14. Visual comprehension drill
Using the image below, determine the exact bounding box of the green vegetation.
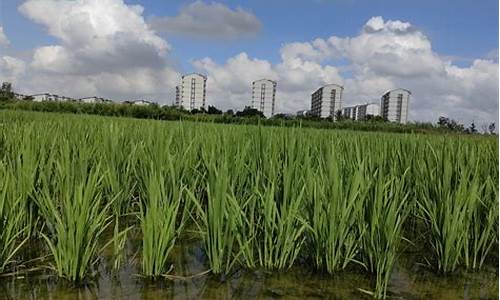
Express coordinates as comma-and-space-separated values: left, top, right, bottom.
0, 110, 497, 298
1, 92, 493, 135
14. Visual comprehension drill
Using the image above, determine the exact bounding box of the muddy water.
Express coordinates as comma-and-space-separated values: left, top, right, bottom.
0, 238, 497, 300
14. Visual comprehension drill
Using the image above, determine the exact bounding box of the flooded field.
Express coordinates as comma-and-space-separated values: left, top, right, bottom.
0, 236, 497, 299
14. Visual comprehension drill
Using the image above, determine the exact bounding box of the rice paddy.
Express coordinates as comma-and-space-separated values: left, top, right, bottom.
0, 110, 497, 299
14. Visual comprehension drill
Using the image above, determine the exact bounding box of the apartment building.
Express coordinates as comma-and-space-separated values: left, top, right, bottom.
310, 84, 343, 119
380, 89, 410, 124
357, 103, 380, 120
342, 105, 358, 120
175, 73, 207, 111
343, 103, 380, 120
251, 79, 277, 118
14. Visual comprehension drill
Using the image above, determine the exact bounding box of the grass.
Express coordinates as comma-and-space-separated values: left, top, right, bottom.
0, 110, 497, 299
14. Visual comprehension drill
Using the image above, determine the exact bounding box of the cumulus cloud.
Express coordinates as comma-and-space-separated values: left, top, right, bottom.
0, 56, 26, 82
148, 1, 261, 39
10, 0, 178, 101
194, 16, 498, 126
0, 27, 9, 46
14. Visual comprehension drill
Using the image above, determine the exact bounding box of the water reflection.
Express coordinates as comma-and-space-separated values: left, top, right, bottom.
0, 238, 497, 300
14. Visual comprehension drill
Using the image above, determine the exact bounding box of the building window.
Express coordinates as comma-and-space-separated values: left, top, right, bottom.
396, 94, 403, 121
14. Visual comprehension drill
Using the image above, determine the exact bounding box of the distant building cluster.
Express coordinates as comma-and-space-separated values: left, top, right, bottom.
11, 92, 155, 106
342, 103, 380, 121
11, 73, 411, 124
304, 85, 411, 124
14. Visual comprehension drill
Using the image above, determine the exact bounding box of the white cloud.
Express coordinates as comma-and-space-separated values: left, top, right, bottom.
0, 27, 9, 46
148, 1, 261, 39
0, 56, 26, 82
194, 16, 498, 126
11, 0, 178, 101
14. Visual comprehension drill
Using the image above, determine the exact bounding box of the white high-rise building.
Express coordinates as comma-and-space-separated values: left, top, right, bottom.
310, 84, 343, 119
342, 105, 358, 120
343, 103, 380, 120
381, 89, 410, 124
358, 103, 380, 120
175, 73, 207, 111
251, 79, 277, 118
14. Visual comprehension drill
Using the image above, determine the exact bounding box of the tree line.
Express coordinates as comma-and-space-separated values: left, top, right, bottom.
0, 82, 495, 136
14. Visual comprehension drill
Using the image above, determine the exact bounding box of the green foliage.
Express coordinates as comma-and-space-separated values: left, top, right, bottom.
0, 165, 29, 273
305, 142, 366, 273
0, 110, 497, 299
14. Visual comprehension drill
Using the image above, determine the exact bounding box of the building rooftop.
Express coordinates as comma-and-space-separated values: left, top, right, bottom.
382, 88, 412, 96
181, 73, 207, 80
252, 78, 277, 85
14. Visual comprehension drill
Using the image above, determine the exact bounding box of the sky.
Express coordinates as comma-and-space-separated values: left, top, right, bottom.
0, 0, 498, 126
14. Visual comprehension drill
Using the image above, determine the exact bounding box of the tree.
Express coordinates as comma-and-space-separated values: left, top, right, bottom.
437, 116, 464, 132
272, 113, 293, 120
488, 123, 496, 135
0, 82, 14, 100
437, 116, 449, 127
334, 110, 344, 121
207, 105, 222, 115
366, 115, 386, 122
225, 109, 234, 116
235, 106, 264, 118
468, 121, 477, 134
191, 107, 207, 114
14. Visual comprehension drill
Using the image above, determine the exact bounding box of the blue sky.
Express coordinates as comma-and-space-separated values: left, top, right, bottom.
3, 0, 498, 68
0, 0, 498, 125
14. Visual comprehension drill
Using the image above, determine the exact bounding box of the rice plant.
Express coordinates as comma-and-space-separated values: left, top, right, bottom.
252, 131, 309, 270
36, 145, 114, 282
189, 159, 244, 275
139, 169, 183, 278
361, 163, 411, 299
0, 110, 497, 300
305, 144, 366, 273
0, 164, 29, 273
